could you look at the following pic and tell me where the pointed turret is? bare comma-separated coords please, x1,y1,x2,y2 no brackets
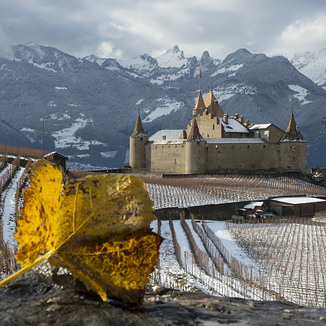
187,118,203,141
281,111,306,142
204,91,224,117
192,91,206,116
130,113,145,137
129,113,148,170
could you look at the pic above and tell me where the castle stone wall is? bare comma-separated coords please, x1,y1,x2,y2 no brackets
149,143,186,174
145,141,307,174
205,142,280,172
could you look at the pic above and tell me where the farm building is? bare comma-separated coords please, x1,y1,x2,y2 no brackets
270,196,326,217
243,201,264,216
44,151,68,170
130,90,307,174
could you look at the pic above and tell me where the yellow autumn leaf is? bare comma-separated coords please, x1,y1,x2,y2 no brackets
49,229,161,303
2,160,162,303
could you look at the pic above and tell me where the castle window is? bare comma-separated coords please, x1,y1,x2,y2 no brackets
213,124,215,130
140,137,143,141
263,144,266,148
207,134,209,137
247,145,250,149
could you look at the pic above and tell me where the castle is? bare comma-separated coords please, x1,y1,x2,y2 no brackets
129,91,307,174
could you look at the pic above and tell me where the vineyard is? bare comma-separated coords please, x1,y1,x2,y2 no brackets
144,174,326,209
0,157,29,277
151,216,326,308
0,159,326,308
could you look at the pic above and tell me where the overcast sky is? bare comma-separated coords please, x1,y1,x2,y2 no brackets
1,0,325,60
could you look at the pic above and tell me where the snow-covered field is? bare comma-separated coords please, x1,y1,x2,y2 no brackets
151,217,326,308
227,219,326,307
145,175,326,209
0,168,25,249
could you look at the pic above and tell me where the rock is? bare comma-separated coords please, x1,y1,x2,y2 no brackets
0,271,325,325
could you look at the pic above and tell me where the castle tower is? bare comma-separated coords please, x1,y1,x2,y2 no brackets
280,111,307,171
192,91,206,116
204,91,224,117
129,113,148,169
185,118,206,174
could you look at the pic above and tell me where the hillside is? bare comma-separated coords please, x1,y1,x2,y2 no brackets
1,43,326,169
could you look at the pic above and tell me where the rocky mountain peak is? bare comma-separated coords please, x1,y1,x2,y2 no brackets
12,43,46,63
10,43,80,73
200,50,213,65
156,45,187,68
291,48,326,89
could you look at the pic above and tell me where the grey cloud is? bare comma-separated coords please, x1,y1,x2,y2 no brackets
0,0,325,59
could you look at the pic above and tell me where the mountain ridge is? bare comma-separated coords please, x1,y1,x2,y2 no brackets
0,43,325,169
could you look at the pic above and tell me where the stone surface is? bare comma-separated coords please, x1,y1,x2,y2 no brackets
0,271,325,325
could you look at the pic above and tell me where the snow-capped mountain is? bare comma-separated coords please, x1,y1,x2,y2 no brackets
291,49,326,90
0,43,326,169
155,45,189,68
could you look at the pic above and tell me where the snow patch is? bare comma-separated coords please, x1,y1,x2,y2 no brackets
20,127,35,133
288,84,311,105
30,61,57,73
50,113,71,120
100,151,117,158
52,114,104,150
150,79,164,85
215,84,256,102
144,98,184,123
47,100,57,107
211,64,243,76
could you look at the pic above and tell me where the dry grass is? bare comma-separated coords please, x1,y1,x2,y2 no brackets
0,144,48,159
